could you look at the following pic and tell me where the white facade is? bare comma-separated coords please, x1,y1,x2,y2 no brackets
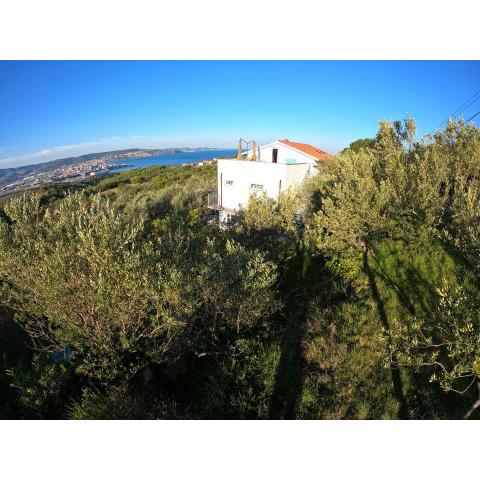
246,140,319,166
215,139,324,223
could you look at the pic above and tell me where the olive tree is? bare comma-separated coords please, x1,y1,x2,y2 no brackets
384,121,480,418
388,286,480,418
0,192,279,384
233,189,305,263
305,120,448,272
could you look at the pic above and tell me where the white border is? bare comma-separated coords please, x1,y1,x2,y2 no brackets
0,0,479,59
0,420,477,479
0,1,479,478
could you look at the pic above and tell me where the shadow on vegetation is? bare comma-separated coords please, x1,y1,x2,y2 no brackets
440,238,480,291
269,251,347,419
356,240,478,419
269,252,309,419
363,249,410,420
372,253,440,320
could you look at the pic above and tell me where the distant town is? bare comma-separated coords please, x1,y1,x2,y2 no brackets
0,148,216,195
0,158,132,193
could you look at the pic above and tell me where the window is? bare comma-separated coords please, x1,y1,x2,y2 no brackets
272,148,278,163
225,180,233,185
250,183,264,191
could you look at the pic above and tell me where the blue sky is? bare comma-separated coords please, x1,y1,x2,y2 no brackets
0,60,479,168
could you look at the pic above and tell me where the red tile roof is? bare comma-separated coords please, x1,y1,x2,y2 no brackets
279,138,333,161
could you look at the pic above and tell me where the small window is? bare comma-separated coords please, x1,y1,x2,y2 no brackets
225,180,233,185
272,148,278,163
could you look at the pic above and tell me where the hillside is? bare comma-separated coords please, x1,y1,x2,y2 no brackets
1,120,480,420
0,147,202,189
15,162,217,212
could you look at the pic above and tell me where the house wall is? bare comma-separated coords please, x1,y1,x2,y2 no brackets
247,141,316,166
285,162,313,188
217,159,310,216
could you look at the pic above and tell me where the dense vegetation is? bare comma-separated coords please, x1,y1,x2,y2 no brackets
1,120,480,419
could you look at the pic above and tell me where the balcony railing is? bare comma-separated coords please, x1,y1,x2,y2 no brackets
207,191,219,209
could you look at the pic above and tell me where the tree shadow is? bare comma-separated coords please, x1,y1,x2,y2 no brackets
440,238,480,291
269,252,346,419
363,249,410,420
372,255,438,319
371,240,466,322
368,242,480,419
269,252,309,419
268,289,307,419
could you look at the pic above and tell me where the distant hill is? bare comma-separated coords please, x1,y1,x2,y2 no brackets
0,148,206,188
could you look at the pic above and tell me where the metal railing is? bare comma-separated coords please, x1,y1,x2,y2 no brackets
207,191,219,209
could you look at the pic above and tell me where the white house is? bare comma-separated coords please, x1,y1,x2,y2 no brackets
210,139,332,223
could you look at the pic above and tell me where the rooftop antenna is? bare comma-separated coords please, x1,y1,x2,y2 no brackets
237,139,243,161
237,138,257,161
251,141,257,161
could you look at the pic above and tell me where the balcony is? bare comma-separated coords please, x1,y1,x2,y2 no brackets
207,191,219,210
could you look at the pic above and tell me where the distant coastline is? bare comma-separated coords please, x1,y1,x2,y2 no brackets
0,147,236,195
110,149,236,172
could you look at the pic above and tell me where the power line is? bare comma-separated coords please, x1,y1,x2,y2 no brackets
437,87,480,128
466,110,480,123
451,88,480,117
456,91,480,117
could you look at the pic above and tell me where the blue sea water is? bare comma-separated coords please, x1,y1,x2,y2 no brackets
112,149,237,172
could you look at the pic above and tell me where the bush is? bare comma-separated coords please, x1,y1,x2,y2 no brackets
0,192,279,386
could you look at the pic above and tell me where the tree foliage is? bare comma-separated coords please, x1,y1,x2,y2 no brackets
2,119,480,419
0,191,279,386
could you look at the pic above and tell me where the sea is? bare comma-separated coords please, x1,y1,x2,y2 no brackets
112,149,237,172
